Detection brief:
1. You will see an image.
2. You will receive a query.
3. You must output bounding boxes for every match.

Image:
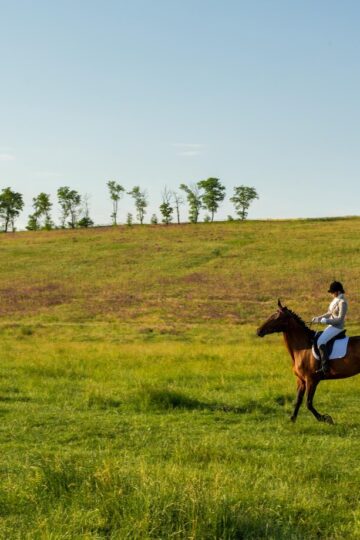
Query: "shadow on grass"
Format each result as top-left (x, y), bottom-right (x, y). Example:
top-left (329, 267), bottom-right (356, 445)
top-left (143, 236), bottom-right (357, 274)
top-left (134, 387), bottom-right (276, 415)
top-left (87, 388), bottom-right (295, 415)
top-left (272, 393), bottom-right (294, 407)
top-left (24, 366), bottom-right (87, 380)
top-left (88, 394), bottom-right (122, 410)
top-left (0, 395), bottom-right (31, 403)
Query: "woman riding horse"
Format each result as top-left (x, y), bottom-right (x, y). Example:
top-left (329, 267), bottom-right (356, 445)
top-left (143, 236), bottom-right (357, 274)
top-left (312, 281), bottom-right (348, 375)
top-left (257, 294), bottom-right (360, 424)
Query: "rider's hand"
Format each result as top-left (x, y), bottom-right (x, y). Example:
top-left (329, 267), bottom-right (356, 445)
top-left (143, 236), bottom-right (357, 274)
top-left (320, 317), bottom-right (328, 324)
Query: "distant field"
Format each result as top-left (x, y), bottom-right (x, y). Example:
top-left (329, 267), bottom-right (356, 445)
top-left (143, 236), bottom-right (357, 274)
top-left (0, 218), bottom-right (359, 538)
top-left (1, 217), bottom-right (359, 324)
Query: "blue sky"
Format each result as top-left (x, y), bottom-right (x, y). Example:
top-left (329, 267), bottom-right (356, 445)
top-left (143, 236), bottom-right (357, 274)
top-left (1, 0), bottom-right (359, 226)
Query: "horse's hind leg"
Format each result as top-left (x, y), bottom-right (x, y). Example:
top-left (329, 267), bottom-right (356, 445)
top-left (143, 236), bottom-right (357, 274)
top-left (306, 379), bottom-right (334, 425)
top-left (290, 378), bottom-right (305, 422)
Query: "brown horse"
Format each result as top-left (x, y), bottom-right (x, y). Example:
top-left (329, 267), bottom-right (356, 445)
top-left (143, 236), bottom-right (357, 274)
top-left (257, 300), bottom-right (360, 424)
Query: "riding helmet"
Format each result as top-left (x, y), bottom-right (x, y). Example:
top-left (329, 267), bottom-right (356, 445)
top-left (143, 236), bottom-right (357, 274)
top-left (328, 281), bottom-right (345, 293)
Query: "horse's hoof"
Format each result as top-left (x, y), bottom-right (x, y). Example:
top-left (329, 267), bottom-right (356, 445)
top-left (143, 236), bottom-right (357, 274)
top-left (322, 414), bottom-right (334, 425)
top-left (290, 415), bottom-right (297, 423)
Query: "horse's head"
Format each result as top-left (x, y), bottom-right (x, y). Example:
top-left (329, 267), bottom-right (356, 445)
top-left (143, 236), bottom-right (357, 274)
top-left (257, 299), bottom-right (291, 337)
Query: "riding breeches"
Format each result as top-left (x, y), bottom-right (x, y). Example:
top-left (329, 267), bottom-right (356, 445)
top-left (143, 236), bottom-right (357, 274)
top-left (317, 325), bottom-right (344, 347)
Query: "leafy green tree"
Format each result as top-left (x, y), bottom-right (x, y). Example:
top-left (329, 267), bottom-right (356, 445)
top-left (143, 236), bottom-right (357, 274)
top-left (150, 214), bottom-right (158, 224)
top-left (78, 216), bottom-right (94, 228)
top-left (127, 186), bottom-right (148, 224)
top-left (27, 192), bottom-right (53, 231)
top-left (126, 213), bottom-right (133, 226)
top-left (107, 180), bottom-right (125, 225)
top-left (179, 184), bottom-right (202, 223)
top-left (159, 187), bottom-right (173, 225)
top-left (197, 177), bottom-right (226, 222)
top-left (57, 187), bottom-right (81, 228)
top-left (230, 186), bottom-right (259, 220)
top-left (0, 187), bottom-right (24, 232)
top-left (35, 193), bottom-right (52, 224)
top-left (43, 215), bottom-right (54, 230)
top-left (26, 214), bottom-right (39, 231)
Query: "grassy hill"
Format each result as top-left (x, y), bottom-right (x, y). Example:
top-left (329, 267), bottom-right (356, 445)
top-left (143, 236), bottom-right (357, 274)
top-left (0, 218), bottom-right (359, 538)
top-left (1, 217), bottom-right (359, 325)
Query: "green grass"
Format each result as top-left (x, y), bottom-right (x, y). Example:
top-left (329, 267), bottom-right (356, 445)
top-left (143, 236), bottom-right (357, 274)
top-left (0, 218), bottom-right (359, 538)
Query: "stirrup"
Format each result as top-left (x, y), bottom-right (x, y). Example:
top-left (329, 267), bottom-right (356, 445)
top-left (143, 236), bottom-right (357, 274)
top-left (315, 365), bottom-right (330, 375)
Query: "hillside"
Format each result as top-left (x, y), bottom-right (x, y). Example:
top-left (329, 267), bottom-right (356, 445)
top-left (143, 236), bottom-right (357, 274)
top-left (1, 217), bottom-right (360, 538)
top-left (0, 217), bottom-right (359, 326)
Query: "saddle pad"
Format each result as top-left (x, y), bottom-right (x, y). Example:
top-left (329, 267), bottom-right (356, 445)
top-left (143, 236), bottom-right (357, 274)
top-left (312, 337), bottom-right (349, 361)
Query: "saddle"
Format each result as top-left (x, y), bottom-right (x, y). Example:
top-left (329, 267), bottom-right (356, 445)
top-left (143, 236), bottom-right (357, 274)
top-left (312, 330), bottom-right (347, 360)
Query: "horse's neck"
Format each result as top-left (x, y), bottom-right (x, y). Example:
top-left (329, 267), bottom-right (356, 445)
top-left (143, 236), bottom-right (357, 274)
top-left (283, 320), bottom-right (312, 361)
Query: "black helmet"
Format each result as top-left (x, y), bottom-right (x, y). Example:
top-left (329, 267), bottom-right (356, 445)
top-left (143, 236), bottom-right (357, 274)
top-left (328, 281), bottom-right (345, 294)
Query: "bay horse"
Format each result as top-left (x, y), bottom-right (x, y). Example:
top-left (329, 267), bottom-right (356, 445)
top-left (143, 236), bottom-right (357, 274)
top-left (257, 300), bottom-right (360, 424)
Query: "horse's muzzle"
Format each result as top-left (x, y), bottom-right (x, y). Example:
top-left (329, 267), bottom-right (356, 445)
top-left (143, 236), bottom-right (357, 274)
top-left (256, 328), bottom-right (265, 337)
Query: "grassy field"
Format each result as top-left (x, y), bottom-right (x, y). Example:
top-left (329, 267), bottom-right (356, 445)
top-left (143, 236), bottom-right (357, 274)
top-left (0, 218), bottom-right (360, 538)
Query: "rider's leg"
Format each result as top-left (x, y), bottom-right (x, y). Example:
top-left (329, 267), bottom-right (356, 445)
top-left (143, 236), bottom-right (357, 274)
top-left (317, 344), bottom-right (330, 374)
top-left (316, 325), bottom-right (343, 374)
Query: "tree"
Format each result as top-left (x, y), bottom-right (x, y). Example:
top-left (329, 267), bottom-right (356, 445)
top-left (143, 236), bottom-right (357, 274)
top-left (127, 186), bottom-right (148, 224)
top-left (35, 193), bottom-right (52, 226)
top-left (150, 214), bottom-right (158, 224)
top-left (126, 213), bottom-right (133, 226)
top-left (78, 216), bottom-right (94, 228)
top-left (197, 177), bottom-right (226, 222)
top-left (230, 186), bottom-right (259, 220)
top-left (26, 214), bottom-right (39, 231)
top-left (43, 214), bottom-right (54, 231)
top-left (107, 180), bottom-right (125, 225)
top-left (57, 187), bottom-right (81, 228)
top-left (27, 192), bottom-right (53, 231)
top-left (78, 194), bottom-right (94, 228)
top-left (172, 191), bottom-right (184, 224)
top-left (0, 187), bottom-right (24, 232)
top-left (179, 183), bottom-right (202, 223)
top-left (159, 187), bottom-right (173, 225)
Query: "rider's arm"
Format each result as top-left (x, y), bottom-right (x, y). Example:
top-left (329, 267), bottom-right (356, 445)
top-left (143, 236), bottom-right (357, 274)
top-left (318, 310), bottom-right (332, 319)
top-left (324, 300), bottom-right (347, 326)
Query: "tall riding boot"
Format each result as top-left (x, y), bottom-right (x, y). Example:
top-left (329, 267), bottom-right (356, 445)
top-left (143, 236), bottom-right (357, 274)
top-left (317, 345), bottom-right (330, 375)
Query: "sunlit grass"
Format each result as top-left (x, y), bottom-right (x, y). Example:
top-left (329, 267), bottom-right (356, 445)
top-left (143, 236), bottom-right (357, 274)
top-left (0, 219), bottom-right (359, 537)
top-left (0, 322), bottom-right (360, 538)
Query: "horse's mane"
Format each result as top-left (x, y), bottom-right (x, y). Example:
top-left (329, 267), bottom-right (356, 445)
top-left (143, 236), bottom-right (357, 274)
top-left (286, 308), bottom-right (316, 339)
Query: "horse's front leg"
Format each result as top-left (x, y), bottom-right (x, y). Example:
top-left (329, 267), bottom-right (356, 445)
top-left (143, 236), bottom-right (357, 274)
top-left (290, 378), bottom-right (305, 422)
top-left (306, 378), bottom-right (334, 424)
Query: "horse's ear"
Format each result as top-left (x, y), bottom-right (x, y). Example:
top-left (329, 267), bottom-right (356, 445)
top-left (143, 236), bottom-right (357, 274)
top-left (278, 299), bottom-right (288, 312)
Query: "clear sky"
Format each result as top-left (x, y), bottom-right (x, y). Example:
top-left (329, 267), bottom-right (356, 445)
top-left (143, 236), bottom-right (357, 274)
top-left (1, 0), bottom-right (359, 227)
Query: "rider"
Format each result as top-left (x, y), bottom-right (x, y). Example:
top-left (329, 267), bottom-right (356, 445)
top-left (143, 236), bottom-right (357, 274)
top-left (312, 281), bottom-right (348, 375)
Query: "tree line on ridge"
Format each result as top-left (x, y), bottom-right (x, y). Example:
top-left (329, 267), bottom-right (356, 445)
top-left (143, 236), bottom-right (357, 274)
top-left (0, 179), bottom-right (259, 232)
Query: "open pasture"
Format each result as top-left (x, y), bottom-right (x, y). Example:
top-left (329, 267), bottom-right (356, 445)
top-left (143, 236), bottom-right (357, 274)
top-left (0, 218), bottom-right (360, 538)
